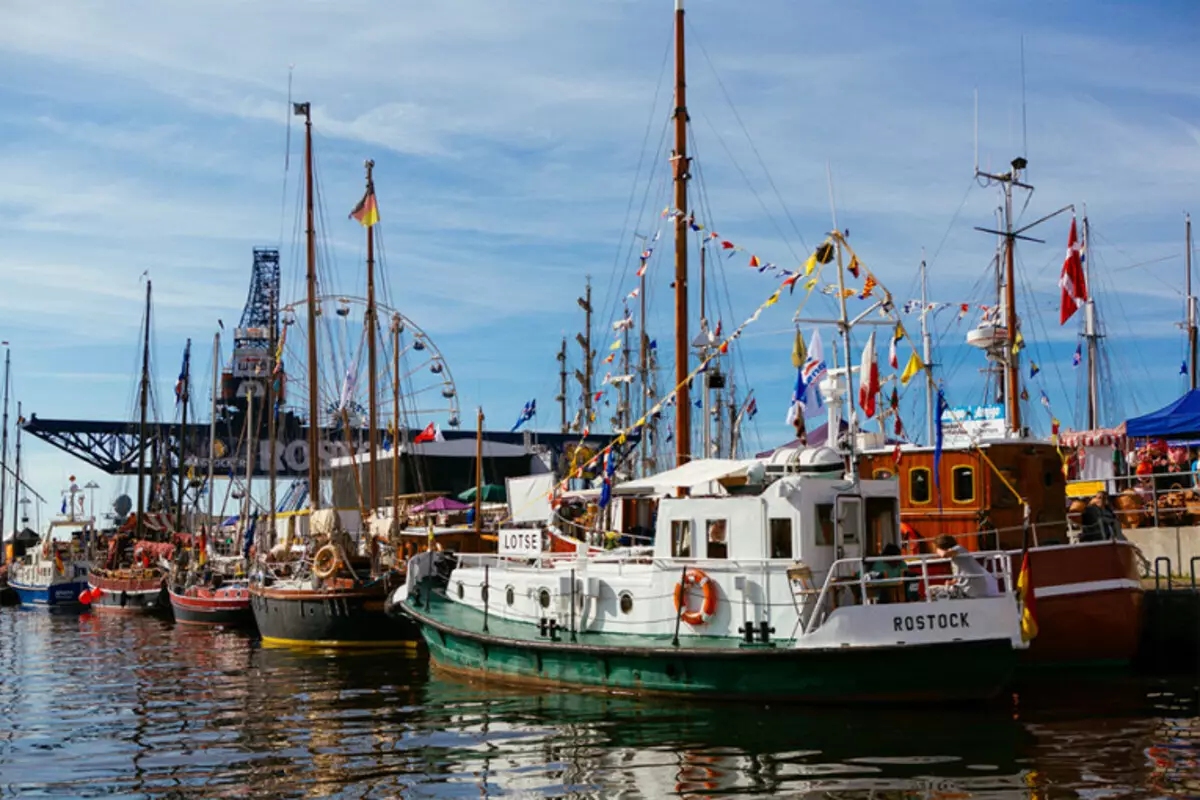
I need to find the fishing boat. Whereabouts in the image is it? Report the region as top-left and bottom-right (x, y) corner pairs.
(86, 279), (169, 614)
(248, 110), (414, 647)
(8, 483), (92, 608)
(396, 0), (1028, 702)
(857, 166), (1144, 667)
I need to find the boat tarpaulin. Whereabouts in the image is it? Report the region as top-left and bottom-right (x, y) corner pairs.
(1059, 424), (1126, 449)
(506, 473), (556, 524)
(615, 458), (757, 495)
(1125, 389), (1200, 439)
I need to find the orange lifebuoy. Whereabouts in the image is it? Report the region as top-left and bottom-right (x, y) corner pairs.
(900, 522), (920, 555)
(673, 568), (718, 626)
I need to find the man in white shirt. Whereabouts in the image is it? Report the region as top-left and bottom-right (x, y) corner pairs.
(934, 535), (1000, 598)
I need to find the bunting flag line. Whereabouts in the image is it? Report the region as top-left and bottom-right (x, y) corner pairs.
(1073, 343), (1082, 367)
(889, 323), (902, 369)
(511, 399), (536, 432)
(858, 330), (879, 419)
(900, 350), (923, 386)
(1030, 362), (1040, 378)
(859, 273), (877, 300)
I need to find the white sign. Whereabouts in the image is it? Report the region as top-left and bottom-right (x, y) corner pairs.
(498, 528), (543, 557)
(940, 404), (1007, 447)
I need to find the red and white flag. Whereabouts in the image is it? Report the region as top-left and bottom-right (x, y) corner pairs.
(1059, 217), (1087, 325)
(414, 422), (442, 443)
(858, 330), (880, 419)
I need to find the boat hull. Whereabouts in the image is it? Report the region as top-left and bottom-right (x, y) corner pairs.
(250, 581), (418, 647)
(9, 579), (88, 608)
(169, 584), (254, 627)
(1017, 541), (1144, 667)
(88, 570), (167, 614)
(402, 592), (1017, 703)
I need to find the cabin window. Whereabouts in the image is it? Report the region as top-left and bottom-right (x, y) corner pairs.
(952, 466), (975, 504)
(815, 505), (834, 546)
(705, 519), (728, 560)
(670, 520), (692, 558)
(872, 468), (894, 479)
(769, 518), (793, 559)
(909, 468), (932, 505)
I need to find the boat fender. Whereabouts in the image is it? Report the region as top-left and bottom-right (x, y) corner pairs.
(673, 568), (718, 626)
(312, 544), (341, 580)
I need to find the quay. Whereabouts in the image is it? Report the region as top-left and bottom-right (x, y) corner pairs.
(1137, 560), (1200, 673)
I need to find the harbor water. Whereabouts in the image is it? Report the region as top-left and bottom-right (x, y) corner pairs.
(0, 609), (1196, 798)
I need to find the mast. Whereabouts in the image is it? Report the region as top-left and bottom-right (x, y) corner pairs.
(297, 101), (321, 511)
(576, 280), (593, 429)
(699, 246), (710, 458)
(136, 279), (152, 541)
(638, 267), (649, 475)
(672, 0), (691, 466)
(267, 288), (278, 546)
(391, 315), (401, 530)
(557, 337), (568, 434)
(919, 259), (935, 444)
(473, 407), (483, 536)
(174, 339), (191, 531)
(207, 332), (218, 549)
(1188, 213), (1197, 391)
(1082, 214), (1100, 429)
(833, 234), (858, 481)
(0, 343), (8, 565)
(240, 387), (256, 554)
(363, 160), (380, 511)
(620, 310), (631, 430)
(11, 402), (20, 535)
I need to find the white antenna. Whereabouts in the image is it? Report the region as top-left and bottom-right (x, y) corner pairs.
(825, 160), (839, 232)
(1020, 36), (1029, 167)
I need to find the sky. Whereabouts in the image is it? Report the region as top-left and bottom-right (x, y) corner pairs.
(1, 0), (1198, 527)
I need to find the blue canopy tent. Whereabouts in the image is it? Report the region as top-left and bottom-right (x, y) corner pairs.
(1125, 389), (1200, 440)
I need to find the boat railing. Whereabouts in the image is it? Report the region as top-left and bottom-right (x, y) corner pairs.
(801, 551), (1015, 636)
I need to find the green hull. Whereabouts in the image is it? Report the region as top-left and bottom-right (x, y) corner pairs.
(401, 590), (1017, 703)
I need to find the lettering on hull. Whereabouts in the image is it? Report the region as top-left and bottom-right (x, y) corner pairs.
(893, 612), (969, 632)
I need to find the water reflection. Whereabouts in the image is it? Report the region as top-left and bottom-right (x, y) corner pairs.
(0, 609), (1195, 798)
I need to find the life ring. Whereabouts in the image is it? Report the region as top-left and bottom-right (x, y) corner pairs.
(673, 568), (718, 626)
(312, 545), (340, 580)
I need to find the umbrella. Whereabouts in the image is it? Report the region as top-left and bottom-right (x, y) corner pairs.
(412, 496), (472, 514)
(457, 484), (507, 503)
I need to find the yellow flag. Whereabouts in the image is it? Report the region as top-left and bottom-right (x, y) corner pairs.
(803, 253), (818, 275)
(609, 339), (621, 351)
(805, 277), (818, 290)
(900, 350), (924, 385)
(763, 290), (781, 308)
(1013, 332), (1025, 355)
(791, 329), (806, 368)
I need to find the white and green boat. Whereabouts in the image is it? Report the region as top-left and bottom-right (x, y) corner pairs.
(396, 448), (1026, 702)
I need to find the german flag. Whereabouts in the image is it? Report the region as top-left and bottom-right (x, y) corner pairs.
(1017, 550), (1038, 641)
(350, 187), (380, 228)
(54, 551), (65, 575)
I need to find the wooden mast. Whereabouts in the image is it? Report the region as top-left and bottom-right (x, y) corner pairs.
(473, 407), (484, 535)
(637, 266), (648, 475)
(174, 339), (190, 531)
(1082, 213), (1100, 429)
(297, 101), (321, 511)
(1002, 173), (1021, 436)
(672, 0), (691, 466)
(267, 288), (278, 547)
(363, 160), (380, 512)
(136, 278), (152, 540)
(557, 337), (568, 434)
(391, 315), (401, 531)
(11, 402), (20, 536)
(206, 331), (218, 559)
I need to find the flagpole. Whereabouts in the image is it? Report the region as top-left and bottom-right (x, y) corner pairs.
(206, 331), (218, 562)
(299, 101), (321, 512)
(1187, 212), (1197, 391)
(0, 343), (9, 564)
(920, 257), (935, 444)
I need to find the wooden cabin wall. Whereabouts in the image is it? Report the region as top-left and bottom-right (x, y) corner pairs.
(859, 442), (1067, 552)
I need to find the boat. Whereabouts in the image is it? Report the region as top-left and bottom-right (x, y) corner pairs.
(86, 278), (169, 614)
(168, 331), (253, 627)
(395, 0), (1028, 702)
(857, 168), (1144, 667)
(8, 484), (92, 608)
(248, 111), (415, 647)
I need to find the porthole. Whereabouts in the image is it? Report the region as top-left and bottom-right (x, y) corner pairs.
(505, 585), (515, 606)
(538, 588), (551, 609)
(456, 581), (464, 600)
(619, 591), (634, 615)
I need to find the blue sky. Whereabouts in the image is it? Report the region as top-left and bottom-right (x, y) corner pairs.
(1, 0), (1198, 523)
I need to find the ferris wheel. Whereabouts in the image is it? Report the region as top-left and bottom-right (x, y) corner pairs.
(278, 294), (461, 434)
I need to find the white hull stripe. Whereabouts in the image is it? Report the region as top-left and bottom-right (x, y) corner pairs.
(1034, 578), (1142, 599)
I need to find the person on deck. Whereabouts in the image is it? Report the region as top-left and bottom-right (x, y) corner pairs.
(933, 534), (1000, 599)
